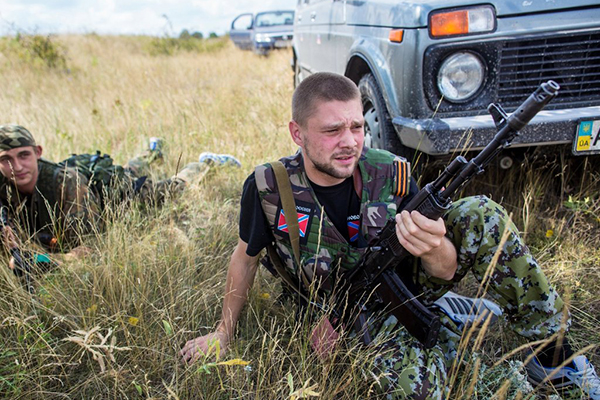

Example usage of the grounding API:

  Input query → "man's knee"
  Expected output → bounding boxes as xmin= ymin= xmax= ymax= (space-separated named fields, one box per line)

xmin=374 ymin=338 xmax=447 ymax=400
xmin=448 ymin=195 xmax=508 ymax=220
xmin=445 ymin=195 xmax=513 ymax=242
xmin=380 ymin=364 xmax=445 ymax=400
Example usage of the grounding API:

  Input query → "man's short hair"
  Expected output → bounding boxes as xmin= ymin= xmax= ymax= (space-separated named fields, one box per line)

xmin=292 ymin=72 xmax=360 ymax=127
xmin=0 ymin=125 xmax=37 ymax=151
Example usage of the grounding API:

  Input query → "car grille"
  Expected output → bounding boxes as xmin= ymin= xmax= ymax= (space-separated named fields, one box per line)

xmin=498 ymin=30 xmax=600 ymax=109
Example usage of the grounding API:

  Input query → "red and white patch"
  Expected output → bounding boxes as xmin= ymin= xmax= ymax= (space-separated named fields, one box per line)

xmin=278 ymin=210 xmax=310 ymax=237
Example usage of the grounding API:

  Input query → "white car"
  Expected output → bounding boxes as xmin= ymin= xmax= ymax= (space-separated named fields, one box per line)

xmin=231 ymin=10 xmax=294 ymax=56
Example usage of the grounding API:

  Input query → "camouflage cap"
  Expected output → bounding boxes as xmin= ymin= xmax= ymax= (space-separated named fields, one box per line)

xmin=0 ymin=125 xmax=37 ymax=151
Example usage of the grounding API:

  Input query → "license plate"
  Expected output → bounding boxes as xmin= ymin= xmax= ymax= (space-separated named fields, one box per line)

xmin=573 ymin=120 xmax=600 ymax=155
xmin=275 ymin=40 xmax=290 ymax=48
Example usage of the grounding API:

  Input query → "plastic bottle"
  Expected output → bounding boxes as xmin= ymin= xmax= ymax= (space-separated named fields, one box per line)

xmin=149 ymin=137 xmax=164 ymax=152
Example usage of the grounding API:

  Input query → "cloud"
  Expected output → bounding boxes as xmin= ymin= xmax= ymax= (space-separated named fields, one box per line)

xmin=0 ymin=0 xmax=296 ymax=36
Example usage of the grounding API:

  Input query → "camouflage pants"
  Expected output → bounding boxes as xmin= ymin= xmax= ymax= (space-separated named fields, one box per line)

xmin=373 ymin=195 xmax=568 ymax=399
xmin=124 ymin=151 xmax=162 ymax=178
xmin=121 ymin=152 xmax=195 ymax=204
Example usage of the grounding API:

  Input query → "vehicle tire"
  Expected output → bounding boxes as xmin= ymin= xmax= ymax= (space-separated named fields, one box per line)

xmin=358 ymin=73 xmax=415 ymax=161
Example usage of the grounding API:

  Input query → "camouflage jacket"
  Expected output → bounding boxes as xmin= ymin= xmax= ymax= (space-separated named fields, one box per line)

xmin=255 ymin=147 xmax=410 ymax=292
xmin=0 ymin=158 xmax=102 ymax=252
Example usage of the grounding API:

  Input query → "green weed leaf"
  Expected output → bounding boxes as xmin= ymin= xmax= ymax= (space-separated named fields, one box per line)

xmin=133 ymin=381 xmax=142 ymax=395
xmin=162 ymin=320 xmax=173 ymax=336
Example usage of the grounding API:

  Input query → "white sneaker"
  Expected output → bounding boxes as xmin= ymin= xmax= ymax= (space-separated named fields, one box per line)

xmin=525 ymin=355 xmax=600 ymax=399
xmin=433 ymin=291 xmax=502 ymax=329
xmin=198 ymin=152 xmax=241 ymax=167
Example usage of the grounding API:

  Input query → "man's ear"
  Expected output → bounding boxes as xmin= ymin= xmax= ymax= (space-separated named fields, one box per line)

xmin=34 ymin=145 xmax=43 ymax=159
xmin=289 ymin=120 xmax=303 ymax=147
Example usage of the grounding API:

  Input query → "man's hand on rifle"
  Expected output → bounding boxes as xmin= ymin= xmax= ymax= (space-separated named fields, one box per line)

xmin=8 ymin=256 xmax=17 ymax=271
xmin=395 ymin=210 xmax=458 ymax=281
xmin=2 ymin=225 xmax=21 ymax=271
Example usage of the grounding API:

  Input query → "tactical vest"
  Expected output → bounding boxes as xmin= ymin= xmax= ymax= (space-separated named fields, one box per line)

xmin=255 ymin=147 xmax=410 ymax=292
xmin=32 ymin=159 xmax=61 ymax=235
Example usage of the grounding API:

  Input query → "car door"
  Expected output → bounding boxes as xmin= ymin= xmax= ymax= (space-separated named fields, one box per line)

xmin=230 ymin=13 xmax=254 ymax=50
xmin=307 ymin=0 xmax=346 ymax=73
xmin=294 ymin=0 xmax=314 ymax=79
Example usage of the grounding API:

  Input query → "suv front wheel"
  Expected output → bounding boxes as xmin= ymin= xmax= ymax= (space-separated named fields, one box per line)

xmin=359 ymin=73 xmax=413 ymax=160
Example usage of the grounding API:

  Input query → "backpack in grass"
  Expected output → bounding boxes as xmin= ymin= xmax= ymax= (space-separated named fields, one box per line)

xmin=58 ymin=151 xmax=127 ymax=204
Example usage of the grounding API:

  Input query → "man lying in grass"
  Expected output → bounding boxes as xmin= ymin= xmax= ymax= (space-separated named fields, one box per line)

xmin=181 ymin=72 xmax=599 ymax=399
xmin=0 ymin=124 xmax=208 ymax=274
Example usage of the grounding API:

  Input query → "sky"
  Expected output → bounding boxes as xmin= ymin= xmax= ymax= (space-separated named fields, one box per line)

xmin=0 ymin=0 xmax=297 ymax=37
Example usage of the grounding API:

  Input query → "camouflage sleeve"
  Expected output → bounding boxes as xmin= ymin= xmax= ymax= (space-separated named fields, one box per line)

xmin=396 ymin=178 xmax=420 ymax=212
xmin=55 ymin=167 xmax=102 ymax=249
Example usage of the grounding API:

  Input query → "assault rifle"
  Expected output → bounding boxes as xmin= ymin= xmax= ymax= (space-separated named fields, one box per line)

xmin=341 ymin=81 xmax=560 ymax=348
xmin=0 ymin=205 xmax=56 ymax=294
xmin=0 ymin=205 xmax=34 ymax=293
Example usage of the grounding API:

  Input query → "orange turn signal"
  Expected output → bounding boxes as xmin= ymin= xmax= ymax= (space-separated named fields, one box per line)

xmin=388 ymin=29 xmax=404 ymax=43
xmin=430 ymin=10 xmax=468 ymax=37
xmin=429 ymin=6 xmax=495 ymax=38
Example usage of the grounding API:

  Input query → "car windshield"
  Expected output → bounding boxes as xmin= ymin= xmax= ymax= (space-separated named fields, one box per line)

xmin=255 ymin=11 xmax=294 ymax=27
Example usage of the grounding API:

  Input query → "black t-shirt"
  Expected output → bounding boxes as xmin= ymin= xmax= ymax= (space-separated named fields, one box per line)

xmin=239 ymin=171 xmax=419 ymax=257
xmin=309 ymin=177 xmax=362 ymax=244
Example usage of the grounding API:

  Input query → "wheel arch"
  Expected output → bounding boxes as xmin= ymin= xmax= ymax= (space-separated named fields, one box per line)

xmin=346 ymin=50 xmax=419 ymax=162
xmin=292 ymin=47 xmax=297 ymax=70
xmin=344 ymin=44 xmax=401 ymax=120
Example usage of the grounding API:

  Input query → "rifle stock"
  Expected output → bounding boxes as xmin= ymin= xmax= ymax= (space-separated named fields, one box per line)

xmin=10 ymin=248 xmax=35 ymax=294
xmin=0 ymin=205 xmax=43 ymax=294
xmin=340 ymin=81 xmax=559 ymax=348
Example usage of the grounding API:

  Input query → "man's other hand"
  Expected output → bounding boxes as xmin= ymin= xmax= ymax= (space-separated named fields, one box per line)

xmin=62 ymin=245 xmax=93 ymax=262
xmin=180 ymin=330 xmax=229 ymax=364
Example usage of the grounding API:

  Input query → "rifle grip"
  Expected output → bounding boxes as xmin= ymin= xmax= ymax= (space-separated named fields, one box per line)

xmin=377 ymin=270 xmax=441 ymax=349
xmin=353 ymin=311 xmax=373 ymax=345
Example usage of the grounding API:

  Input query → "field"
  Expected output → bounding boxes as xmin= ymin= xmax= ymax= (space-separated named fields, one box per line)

xmin=0 ymin=34 xmax=598 ymax=399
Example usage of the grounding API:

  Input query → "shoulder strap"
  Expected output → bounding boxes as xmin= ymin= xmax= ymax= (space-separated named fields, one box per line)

xmin=264 ymin=243 xmax=312 ymax=305
xmin=271 ymin=161 xmax=301 ymax=266
xmin=270 ymin=160 xmax=314 ymax=291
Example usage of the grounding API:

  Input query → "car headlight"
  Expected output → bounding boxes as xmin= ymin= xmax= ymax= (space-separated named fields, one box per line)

xmin=254 ymin=34 xmax=272 ymax=43
xmin=437 ymin=52 xmax=485 ymax=102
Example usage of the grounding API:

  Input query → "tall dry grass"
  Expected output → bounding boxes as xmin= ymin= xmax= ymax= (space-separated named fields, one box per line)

xmin=0 ymin=34 xmax=597 ymax=399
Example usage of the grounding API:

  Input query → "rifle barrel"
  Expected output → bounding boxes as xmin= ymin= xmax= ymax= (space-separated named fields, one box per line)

xmin=340 ymin=80 xmax=560 ymax=348
xmin=443 ymin=80 xmax=559 ymax=196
